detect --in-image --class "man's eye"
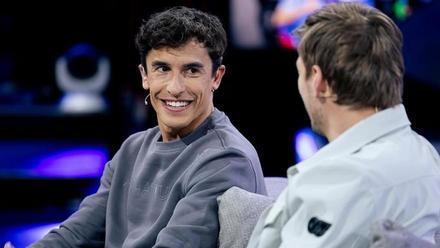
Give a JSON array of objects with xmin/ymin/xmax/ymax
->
[
  {"xmin": 155, "ymin": 66, "xmax": 169, "ymax": 72},
  {"xmin": 187, "ymin": 68, "xmax": 200, "ymax": 74}
]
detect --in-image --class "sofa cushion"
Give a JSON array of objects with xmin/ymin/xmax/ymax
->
[{"xmin": 217, "ymin": 187, "xmax": 274, "ymax": 248}]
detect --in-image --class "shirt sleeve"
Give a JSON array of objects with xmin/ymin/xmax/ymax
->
[
  {"xmin": 278, "ymin": 163, "xmax": 377, "ymax": 248},
  {"xmin": 153, "ymin": 148, "xmax": 262, "ymax": 248},
  {"xmin": 30, "ymin": 161, "xmax": 113, "ymax": 248}
]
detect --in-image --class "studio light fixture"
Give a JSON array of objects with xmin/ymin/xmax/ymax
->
[{"xmin": 55, "ymin": 43, "xmax": 110, "ymax": 114}]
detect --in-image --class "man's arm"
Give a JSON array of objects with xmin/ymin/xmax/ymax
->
[
  {"xmin": 370, "ymin": 220, "xmax": 440, "ymax": 248},
  {"xmin": 154, "ymin": 150, "xmax": 264, "ymax": 248},
  {"xmin": 249, "ymin": 162, "xmax": 380, "ymax": 248},
  {"xmin": 30, "ymin": 161, "xmax": 114, "ymax": 247}
]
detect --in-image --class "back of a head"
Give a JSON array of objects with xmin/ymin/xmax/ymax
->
[
  {"xmin": 135, "ymin": 6, "xmax": 227, "ymax": 74},
  {"xmin": 295, "ymin": 3, "xmax": 404, "ymax": 109}
]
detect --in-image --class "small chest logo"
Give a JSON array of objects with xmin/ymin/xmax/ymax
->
[{"xmin": 308, "ymin": 217, "xmax": 332, "ymax": 237}]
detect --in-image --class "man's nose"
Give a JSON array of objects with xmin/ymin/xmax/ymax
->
[{"xmin": 167, "ymin": 74, "xmax": 185, "ymax": 96}]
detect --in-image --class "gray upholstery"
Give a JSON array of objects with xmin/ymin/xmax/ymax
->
[
  {"xmin": 263, "ymin": 177, "xmax": 288, "ymax": 198},
  {"xmin": 217, "ymin": 177, "xmax": 288, "ymax": 248},
  {"xmin": 217, "ymin": 187, "xmax": 274, "ymax": 248}
]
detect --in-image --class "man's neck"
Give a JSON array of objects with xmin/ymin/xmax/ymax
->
[{"xmin": 325, "ymin": 105, "xmax": 377, "ymax": 142}]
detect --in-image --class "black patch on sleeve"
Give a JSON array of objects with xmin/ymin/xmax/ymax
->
[{"xmin": 308, "ymin": 217, "xmax": 332, "ymax": 237}]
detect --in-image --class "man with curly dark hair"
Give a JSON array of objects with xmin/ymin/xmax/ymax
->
[{"xmin": 29, "ymin": 6, "xmax": 267, "ymax": 247}]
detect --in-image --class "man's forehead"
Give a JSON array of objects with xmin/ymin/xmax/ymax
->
[
  {"xmin": 146, "ymin": 42, "xmax": 210, "ymax": 65},
  {"xmin": 150, "ymin": 40, "xmax": 206, "ymax": 54}
]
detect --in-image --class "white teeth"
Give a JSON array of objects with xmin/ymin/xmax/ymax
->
[{"xmin": 165, "ymin": 101, "xmax": 189, "ymax": 107}]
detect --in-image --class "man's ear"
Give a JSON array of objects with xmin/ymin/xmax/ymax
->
[
  {"xmin": 138, "ymin": 64, "xmax": 149, "ymax": 90},
  {"xmin": 311, "ymin": 65, "xmax": 332, "ymax": 99},
  {"xmin": 211, "ymin": 65, "xmax": 226, "ymax": 91}
]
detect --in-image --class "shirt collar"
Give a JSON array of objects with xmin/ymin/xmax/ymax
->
[{"xmin": 288, "ymin": 104, "xmax": 411, "ymax": 175}]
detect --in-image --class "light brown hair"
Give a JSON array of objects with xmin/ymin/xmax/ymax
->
[{"xmin": 295, "ymin": 3, "xmax": 404, "ymax": 109}]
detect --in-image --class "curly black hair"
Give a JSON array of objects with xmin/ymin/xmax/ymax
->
[{"xmin": 135, "ymin": 6, "xmax": 227, "ymax": 75}]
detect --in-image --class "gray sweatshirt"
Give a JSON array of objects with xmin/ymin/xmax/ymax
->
[{"xmin": 31, "ymin": 108, "xmax": 267, "ymax": 247}]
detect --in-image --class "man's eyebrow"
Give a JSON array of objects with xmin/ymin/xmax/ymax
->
[
  {"xmin": 151, "ymin": 61, "xmax": 170, "ymax": 67},
  {"xmin": 183, "ymin": 62, "xmax": 204, "ymax": 69}
]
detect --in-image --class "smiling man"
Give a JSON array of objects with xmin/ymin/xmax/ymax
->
[
  {"xmin": 139, "ymin": 40, "xmax": 222, "ymax": 142},
  {"xmin": 30, "ymin": 6, "xmax": 267, "ymax": 247}
]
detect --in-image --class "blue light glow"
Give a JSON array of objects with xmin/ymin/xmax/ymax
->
[
  {"xmin": 33, "ymin": 148, "xmax": 107, "ymax": 178},
  {"xmin": 66, "ymin": 43, "xmax": 99, "ymax": 59},
  {"xmin": 0, "ymin": 140, "xmax": 108, "ymax": 179},
  {"xmin": 3, "ymin": 222, "xmax": 59, "ymax": 247},
  {"xmin": 294, "ymin": 128, "xmax": 327, "ymax": 162}
]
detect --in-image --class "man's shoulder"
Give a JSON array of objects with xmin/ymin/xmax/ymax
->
[
  {"xmin": 351, "ymin": 130, "xmax": 439, "ymax": 180},
  {"xmin": 209, "ymin": 118, "xmax": 257, "ymax": 153},
  {"xmin": 198, "ymin": 128, "xmax": 260, "ymax": 170},
  {"xmin": 299, "ymin": 136, "xmax": 440, "ymax": 192},
  {"xmin": 119, "ymin": 127, "xmax": 159, "ymax": 149}
]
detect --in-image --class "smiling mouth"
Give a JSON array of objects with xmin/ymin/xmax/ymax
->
[{"xmin": 162, "ymin": 100, "xmax": 192, "ymax": 110}]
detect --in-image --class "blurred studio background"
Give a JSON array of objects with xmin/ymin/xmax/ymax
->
[{"xmin": 1, "ymin": 0, "xmax": 439, "ymax": 245}]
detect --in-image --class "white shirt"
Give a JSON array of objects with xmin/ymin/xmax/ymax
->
[{"xmin": 248, "ymin": 104, "xmax": 440, "ymax": 248}]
